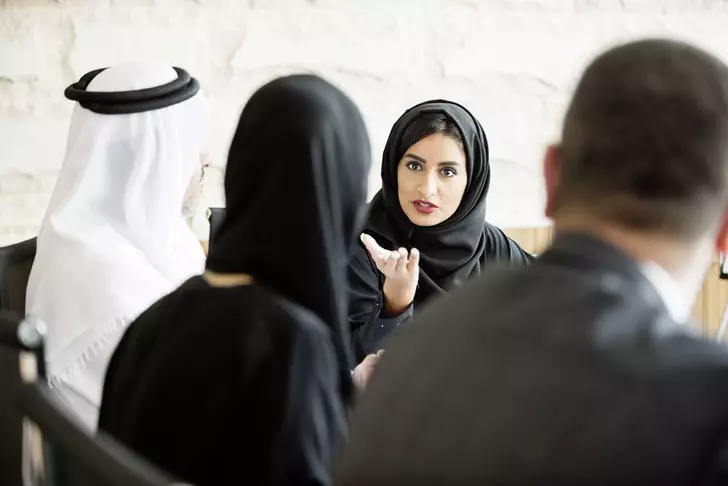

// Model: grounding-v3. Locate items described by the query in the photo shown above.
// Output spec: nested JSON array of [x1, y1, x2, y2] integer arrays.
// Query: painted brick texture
[[2, 0, 728, 244]]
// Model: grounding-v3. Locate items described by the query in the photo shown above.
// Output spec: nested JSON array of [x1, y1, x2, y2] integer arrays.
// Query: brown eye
[[406, 161, 423, 171], [441, 167, 457, 177]]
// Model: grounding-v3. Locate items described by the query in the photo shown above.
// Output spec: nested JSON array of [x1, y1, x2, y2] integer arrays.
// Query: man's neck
[[553, 215, 713, 305]]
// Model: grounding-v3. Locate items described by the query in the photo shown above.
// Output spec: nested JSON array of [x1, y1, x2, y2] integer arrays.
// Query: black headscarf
[[206, 75, 371, 403], [366, 99, 491, 300]]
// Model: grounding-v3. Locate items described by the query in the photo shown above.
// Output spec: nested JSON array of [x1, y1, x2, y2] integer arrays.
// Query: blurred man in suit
[[337, 39, 728, 486]]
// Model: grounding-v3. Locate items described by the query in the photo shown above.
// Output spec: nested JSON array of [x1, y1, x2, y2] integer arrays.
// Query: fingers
[[384, 248, 411, 274], [394, 248, 408, 273], [398, 248, 408, 259], [353, 352, 383, 391], [382, 250, 401, 274], [363, 350, 384, 369], [407, 248, 420, 272], [364, 352, 381, 364], [361, 233, 419, 276], [361, 233, 387, 261]]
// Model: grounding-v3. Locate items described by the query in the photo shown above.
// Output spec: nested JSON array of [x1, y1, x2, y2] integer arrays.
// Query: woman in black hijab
[[98, 75, 372, 486], [349, 100, 532, 362]]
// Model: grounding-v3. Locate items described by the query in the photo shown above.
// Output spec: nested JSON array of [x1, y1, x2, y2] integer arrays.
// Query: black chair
[[206, 208, 225, 248], [0, 311, 29, 486], [0, 312, 182, 486], [0, 238, 37, 314]]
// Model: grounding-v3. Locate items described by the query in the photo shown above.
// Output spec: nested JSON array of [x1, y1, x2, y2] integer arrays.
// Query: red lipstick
[[413, 200, 437, 214]]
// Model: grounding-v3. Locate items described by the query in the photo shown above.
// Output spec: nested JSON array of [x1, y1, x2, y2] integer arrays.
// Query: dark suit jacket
[[337, 233, 728, 486]]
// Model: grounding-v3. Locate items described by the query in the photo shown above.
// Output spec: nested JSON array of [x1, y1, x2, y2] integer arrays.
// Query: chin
[[406, 211, 442, 227]]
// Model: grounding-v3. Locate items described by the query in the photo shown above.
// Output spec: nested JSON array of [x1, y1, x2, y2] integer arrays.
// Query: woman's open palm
[[361, 233, 419, 313]]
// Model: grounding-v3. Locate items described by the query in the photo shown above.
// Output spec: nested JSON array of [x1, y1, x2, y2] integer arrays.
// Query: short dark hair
[[396, 112, 464, 161], [555, 39, 728, 237]]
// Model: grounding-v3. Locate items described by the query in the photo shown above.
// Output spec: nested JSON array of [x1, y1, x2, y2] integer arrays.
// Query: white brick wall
[[2, 0, 728, 245]]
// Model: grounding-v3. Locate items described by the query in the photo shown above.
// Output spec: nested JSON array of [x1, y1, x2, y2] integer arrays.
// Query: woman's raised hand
[[360, 233, 419, 316]]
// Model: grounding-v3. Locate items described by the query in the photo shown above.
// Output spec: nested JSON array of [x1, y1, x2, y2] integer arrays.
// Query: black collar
[[540, 231, 667, 312]]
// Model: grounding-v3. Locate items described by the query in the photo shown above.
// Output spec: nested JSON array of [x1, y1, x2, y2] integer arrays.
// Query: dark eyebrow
[[404, 152, 460, 167], [404, 153, 426, 163], [404, 152, 462, 167]]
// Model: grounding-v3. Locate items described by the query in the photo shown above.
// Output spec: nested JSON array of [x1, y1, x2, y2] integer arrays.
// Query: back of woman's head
[[207, 75, 371, 398], [207, 73, 371, 320], [211, 75, 371, 267]]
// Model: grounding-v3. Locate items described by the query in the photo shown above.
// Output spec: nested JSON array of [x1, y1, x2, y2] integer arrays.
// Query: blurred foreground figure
[[338, 39, 728, 486]]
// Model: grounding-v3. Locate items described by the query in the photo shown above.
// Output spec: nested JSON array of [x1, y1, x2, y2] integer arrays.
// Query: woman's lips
[[413, 200, 437, 214]]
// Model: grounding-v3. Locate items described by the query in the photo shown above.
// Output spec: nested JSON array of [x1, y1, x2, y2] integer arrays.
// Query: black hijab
[[366, 99, 490, 299], [206, 75, 371, 403]]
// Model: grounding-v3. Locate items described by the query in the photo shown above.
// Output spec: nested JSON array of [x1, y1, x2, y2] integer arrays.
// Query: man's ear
[[713, 207, 728, 255], [544, 144, 563, 219]]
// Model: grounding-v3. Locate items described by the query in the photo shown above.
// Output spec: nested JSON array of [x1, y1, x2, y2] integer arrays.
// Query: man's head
[[545, 39, 728, 254]]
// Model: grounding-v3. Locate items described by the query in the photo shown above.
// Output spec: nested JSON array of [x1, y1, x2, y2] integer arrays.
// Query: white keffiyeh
[[26, 61, 208, 430]]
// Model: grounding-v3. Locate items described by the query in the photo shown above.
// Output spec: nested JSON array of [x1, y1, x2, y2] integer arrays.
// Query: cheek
[[396, 167, 414, 196], [444, 177, 467, 209]]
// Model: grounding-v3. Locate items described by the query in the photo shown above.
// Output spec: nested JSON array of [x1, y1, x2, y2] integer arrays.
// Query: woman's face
[[397, 132, 467, 226]]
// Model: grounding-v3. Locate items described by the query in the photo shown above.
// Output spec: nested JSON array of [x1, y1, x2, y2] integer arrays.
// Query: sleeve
[[483, 223, 535, 265], [347, 242, 413, 364], [265, 323, 348, 486]]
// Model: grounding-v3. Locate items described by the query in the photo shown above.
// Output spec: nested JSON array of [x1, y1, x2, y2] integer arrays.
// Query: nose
[[417, 171, 437, 198]]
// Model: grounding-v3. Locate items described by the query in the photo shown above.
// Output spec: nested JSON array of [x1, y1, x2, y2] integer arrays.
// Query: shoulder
[[653, 329, 728, 374], [482, 222, 513, 245], [112, 285, 181, 352], [482, 222, 533, 263], [262, 293, 334, 347], [130, 276, 200, 323]]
